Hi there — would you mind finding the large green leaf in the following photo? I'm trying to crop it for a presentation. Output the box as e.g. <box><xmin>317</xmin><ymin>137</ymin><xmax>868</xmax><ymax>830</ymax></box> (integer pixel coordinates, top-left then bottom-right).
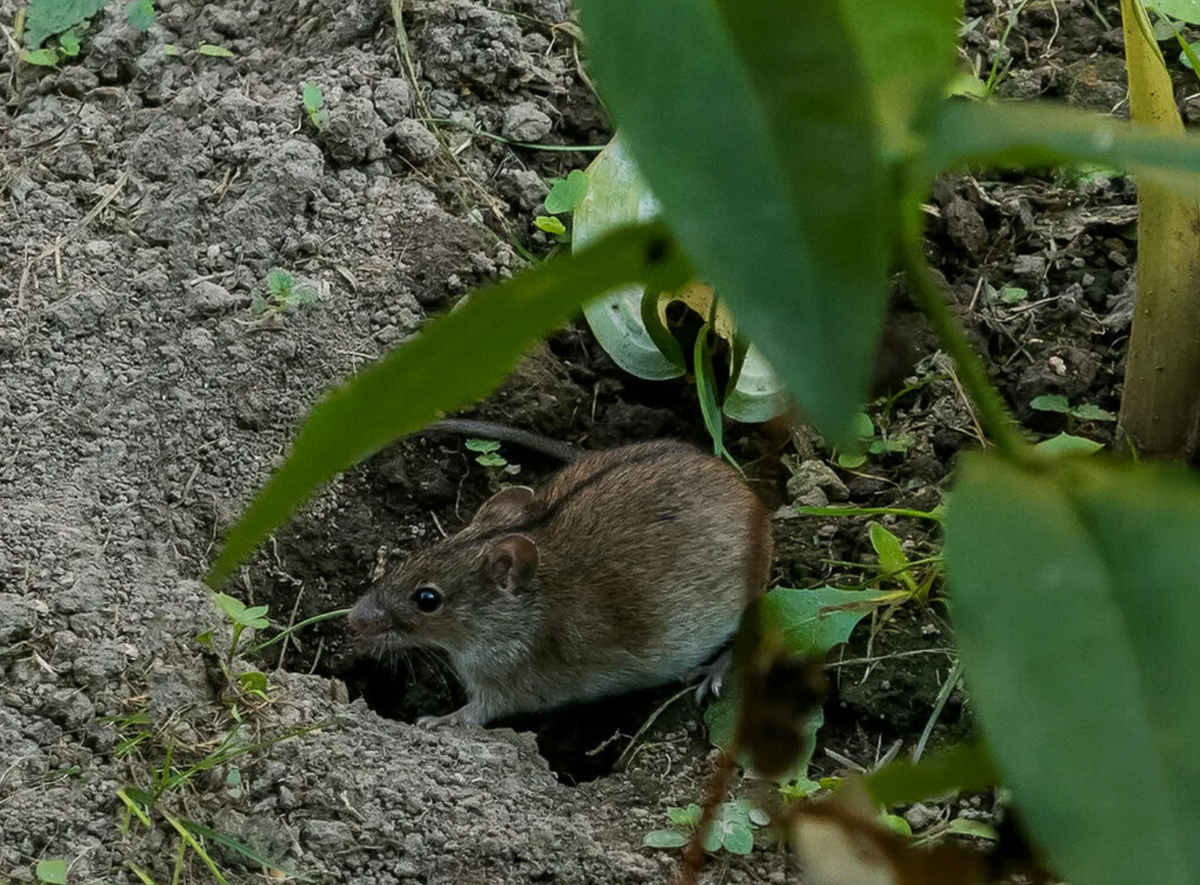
<box><xmin>206</xmin><ymin>222</ymin><xmax>692</xmax><ymax>586</ymax></box>
<box><xmin>24</xmin><ymin>0</ymin><xmax>108</xmax><ymax>48</ymax></box>
<box><xmin>840</xmin><ymin>0</ymin><xmax>963</xmax><ymax>157</ymax></box>
<box><xmin>927</xmin><ymin>100</ymin><xmax>1200</xmax><ymax>199</ymax></box>
<box><xmin>944</xmin><ymin>454</ymin><xmax>1200</xmax><ymax>885</ymax></box>
<box><xmin>577</xmin><ymin>0</ymin><xmax>889</xmax><ymax>449</ymax></box>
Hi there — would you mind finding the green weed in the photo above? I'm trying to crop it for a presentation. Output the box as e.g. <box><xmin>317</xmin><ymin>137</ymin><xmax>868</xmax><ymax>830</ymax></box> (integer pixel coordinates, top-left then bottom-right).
<box><xmin>302</xmin><ymin>82</ymin><xmax>327</xmax><ymax>130</ymax></box>
<box><xmin>251</xmin><ymin>268</ymin><xmax>318</xmax><ymax>317</ymax></box>
<box><xmin>643</xmin><ymin>800</ymin><xmax>769</xmax><ymax>855</ymax></box>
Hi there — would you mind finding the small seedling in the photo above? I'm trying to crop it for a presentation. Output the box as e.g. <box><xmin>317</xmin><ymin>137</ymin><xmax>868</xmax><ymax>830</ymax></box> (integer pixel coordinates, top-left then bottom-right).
<box><xmin>211</xmin><ymin>592</ymin><xmax>269</xmax><ymax>678</ymax></box>
<box><xmin>126</xmin><ymin>0</ymin><xmax>156</xmax><ymax>32</ymax></box>
<box><xmin>22</xmin><ymin>0</ymin><xmax>105</xmax><ymax>50</ymax></box>
<box><xmin>835</xmin><ymin>412</ymin><xmax>914</xmax><ymax>468</ymax></box>
<box><xmin>302</xmin><ymin>82</ymin><xmax>327</xmax><ymax>130</ymax></box>
<box><xmin>545</xmin><ymin>169</ymin><xmax>590</xmax><ymax>214</ymax></box>
<box><xmin>644</xmin><ymin>800</ymin><xmax>768</xmax><ymax>855</ymax></box>
<box><xmin>251</xmin><ymin>268</ymin><xmax>318</xmax><ymax>317</ymax></box>
<box><xmin>999</xmin><ymin>286</ymin><xmax>1028</xmax><ymax>304</ymax></box>
<box><xmin>464</xmin><ymin>437</ymin><xmax>506</xmax><ymax>468</ymax></box>
<box><xmin>535</xmin><ymin>169</ymin><xmax>590</xmax><ymax>243</ymax></box>
<box><xmin>1030</xmin><ymin>393</ymin><xmax>1116</xmax><ymax>426</ymax></box>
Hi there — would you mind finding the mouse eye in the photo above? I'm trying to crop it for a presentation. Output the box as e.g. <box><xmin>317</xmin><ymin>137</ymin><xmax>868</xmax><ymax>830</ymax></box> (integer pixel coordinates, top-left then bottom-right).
<box><xmin>412</xmin><ymin>585</ymin><xmax>442</xmax><ymax>613</ymax></box>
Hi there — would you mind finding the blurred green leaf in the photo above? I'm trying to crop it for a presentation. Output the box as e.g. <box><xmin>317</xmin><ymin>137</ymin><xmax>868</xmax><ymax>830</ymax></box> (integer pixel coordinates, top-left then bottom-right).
<box><xmin>946</xmin><ymin>818</ymin><xmax>1000</xmax><ymax>840</ymax></box>
<box><xmin>945</xmin><ymin>454</ymin><xmax>1200</xmax><ymax>885</ymax></box>
<box><xmin>535</xmin><ymin>216</ymin><xmax>567</xmax><ymax>235</ymax></box>
<box><xmin>1147</xmin><ymin>0</ymin><xmax>1200</xmax><ymax>25</ymax></box>
<box><xmin>1071</xmin><ymin>403</ymin><xmax>1116</xmax><ymax>422</ymax></box>
<box><xmin>206</xmin><ymin>222</ymin><xmax>691</xmax><ymax>586</ymax></box>
<box><xmin>840</xmin><ymin>0</ymin><xmax>962</xmax><ymax>157</ymax></box>
<box><xmin>126</xmin><ymin>0</ymin><xmax>156</xmax><ymax>32</ymax></box>
<box><xmin>927</xmin><ymin>100</ymin><xmax>1200</xmax><ymax>201</ymax></box>
<box><xmin>24</xmin><ymin>0</ymin><xmax>106</xmax><ymax>48</ymax></box>
<box><xmin>1035</xmin><ymin>432</ymin><xmax>1104</xmax><ymax>457</ymax></box>
<box><xmin>723</xmin><ymin>822</ymin><xmax>754</xmax><ymax>855</ymax></box>
<box><xmin>36</xmin><ymin>859</ymin><xmax>67</xmax><ymax>885</ymax></box>
<box><xmin>1000</xmin><ymin>286</ymin><xmax>1028</xmax><ymax>303</ymax></box>
<box><xmin>22</xmin><ymin>48</ymin><xmax>61</xmax><ymax>65</ymax></box>
<box><xmin>643</xmin><ymin>829</ymin><xmax>687</xmax><ymax>849</ymax></box>
<box><xmin>1030</xmin><ymin>394</ymin><xmax>1071</xmax><ymax>413</ymax></box>
<box><xmin>869</xmin><ymin>522</ymin><xmax>917</xmax><ymax>593</ymax></box>
<box><xmin>198</xmin><ymin>42</ymin><xmax>235</xmax><ymax>58</ymax></box>
<box><xmin>578</xmin><ymin>0</ymin><xmax>889</xmax><ymax>448</ymax></box>
<box><xmin>864</xmin><ymin>741</ymin><xmax>998</xmax><ymax>807</ymax></box>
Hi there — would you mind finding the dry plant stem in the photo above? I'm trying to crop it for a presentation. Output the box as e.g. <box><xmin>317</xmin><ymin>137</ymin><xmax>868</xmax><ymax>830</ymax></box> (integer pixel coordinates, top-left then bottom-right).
<box><xmin>900</xmin><ymin>227</ymin><xmax>1028</xmax><ymax>463</ymax></box>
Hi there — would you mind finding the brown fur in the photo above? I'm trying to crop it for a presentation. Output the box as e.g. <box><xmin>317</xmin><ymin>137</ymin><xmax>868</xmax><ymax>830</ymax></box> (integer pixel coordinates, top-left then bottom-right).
<box><xmin>349</xmin><ymin>440</ymin><xmax>773</xmax><ymax>725</ymax></box>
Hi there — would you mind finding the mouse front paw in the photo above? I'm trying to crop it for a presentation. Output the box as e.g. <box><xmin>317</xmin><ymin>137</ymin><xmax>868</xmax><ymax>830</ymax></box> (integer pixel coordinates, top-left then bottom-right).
<box><xmin>416</xmin><ymin>702</ymin><xmax>484</xmax><ymax>728</ymax></box>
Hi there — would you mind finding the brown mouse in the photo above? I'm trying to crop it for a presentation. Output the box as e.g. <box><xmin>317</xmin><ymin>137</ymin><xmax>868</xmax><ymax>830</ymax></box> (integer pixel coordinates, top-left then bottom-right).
<box><xmin>348</xmin><ymin>439</ymin><xmax>773</xmax><ymax>726</ymax></box>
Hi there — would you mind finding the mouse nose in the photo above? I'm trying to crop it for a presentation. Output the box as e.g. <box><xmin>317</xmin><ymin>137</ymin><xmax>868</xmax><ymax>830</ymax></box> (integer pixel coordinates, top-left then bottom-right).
<box><xmin>348</xmin><ymin>596</ymin><xmax>390</xmax><ymax>636</ymax></box>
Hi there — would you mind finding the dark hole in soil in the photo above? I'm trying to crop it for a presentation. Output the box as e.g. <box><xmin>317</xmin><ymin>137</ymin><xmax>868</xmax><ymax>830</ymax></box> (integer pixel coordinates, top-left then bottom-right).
<box><xmin>338</xmin><ymin>650</ymin><xmax>704</xmax><ymax>784</ymax></box>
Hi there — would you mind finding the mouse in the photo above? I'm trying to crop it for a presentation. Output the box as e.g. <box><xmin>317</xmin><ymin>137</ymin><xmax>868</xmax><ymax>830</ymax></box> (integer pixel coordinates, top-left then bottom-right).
<box><xmin>348</xmin><ymin>438</ymin><xmax>773</xmax><ymax>727</ymax></box>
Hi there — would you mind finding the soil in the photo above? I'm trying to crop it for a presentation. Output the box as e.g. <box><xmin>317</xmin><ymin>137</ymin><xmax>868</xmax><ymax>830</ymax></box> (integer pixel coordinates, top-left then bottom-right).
<box><xmin>0</xmin><ymin>0</ymin><xmax>1167</xmax><ymax>881</ymax></box>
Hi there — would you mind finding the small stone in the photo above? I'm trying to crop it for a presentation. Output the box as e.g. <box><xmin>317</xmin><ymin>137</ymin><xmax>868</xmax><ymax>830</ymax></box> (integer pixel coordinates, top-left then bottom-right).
<box><xmin>1013</xmin><ymin>253</ymin><xmax>1046</xmax><ymax>281</ymax></box>
<box><xmin>903</xmin><ymin>803</ymin><xmax>940</xmax><ymax>830</ymax></box>
<box><xmin>501</xmin><ymin>101</ymin><xmax>553</xmax><ymax>142</ymax></box>
<box><xmin>391</xmin><ymin>119</ymin><xmax>440</xmax><ymax>165</ymax></box>
<box><xmin>301</xmin><ymin>819</ymin><xmax>355</xmax><ymax>854</ymax></box>
<box><xmin>786</xmin><ymin>459</ymin><xmax>850</xmax><ymax>503</ymax></box>
<box><xmin>186</xmin><ymin>280</ymin><xmax>240</xmax><ymax>318</ymax></box>
<box><xmin>42</xmin><ymin>691</ymin><xmax>96</xmax><ymax>730</ymax></box>
<box><xmin>374</xmin><ymin>78</ymin><xmax>413</xmax><ymax>124</ymax></box>
<box><xmin>320</xmin><ymin>96</ymin><xmax>388</xmax><ymax>166</ymax></box>
<box><xmin>0</xmin><ymin>594</ymin><xmax>37</xmax><ymax>646</ymax></box>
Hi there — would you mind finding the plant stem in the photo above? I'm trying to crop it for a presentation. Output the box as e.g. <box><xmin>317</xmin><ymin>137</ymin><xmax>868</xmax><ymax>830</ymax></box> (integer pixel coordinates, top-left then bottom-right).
<box><xmin>899</xmin><ymin>213</ymin><xmax>1029</xmax><ymax>462</ymax></box>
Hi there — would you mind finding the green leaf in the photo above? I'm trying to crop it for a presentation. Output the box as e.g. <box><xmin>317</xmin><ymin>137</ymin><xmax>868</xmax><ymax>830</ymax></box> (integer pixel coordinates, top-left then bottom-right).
<box><xmin>534</xmin><ymin>216</ymin><xmax>567</xmax><ymax>235</ymax></box>
<box><xmin>206</xmin><ymin>222</ymin><xmax>692</xmax><ymax>586</ymax></box>
<box><xmin>1029</xmin><ymin>394</ymin><xmax>1071</xmax><ymax>413</ymax></box>
<box><xmin>1147</xmin><ymin>0</ymin><xmax>1200</xmax><ymax>25</ymax></box>
<box><xmin>237</xmin><ymin>671</ymin><xmax>268</xmax><ymax>695</ymax></box>
<box><xmin>163</xmin><ymin>43</ymin><xmax>179</xmax><ymax>56</ymax></box>
<box><xmin>853</xmin><ymin>412</ymin><xmax>875</xmax><ymax>439</ymax></box>
<box><xmin>214</xmin><ymin>592</ymin><xmax>246</xmax><ymax>620</ymax></box>
<box><xmin>864</xmin><ymin>741</ymin><xmax>998</xmax><ymax>808</ymax></box>
<box><xmin>642</xmin><ymin>829</ymin><xmax>688</xmax><ymax>849</ymax></box>
<box><xmin>702</xmin><ymin>824</ymin><xmax>723</xmax><ymax>853</ymax></box>
<box><xmin>1070</xmin><ymin>403</ymin><xmax>1116</xmax><ymax>422</ymax></box>
<box><xmin>926</xmin><ymin>100</ymin><xmax>1200</xmax><ymax>202</ymax></box>
<box><xmin>1035</xmin><ymin>432</ymin><xmax>1105</xmax><ymax>457</ymax></box>
<box><xmin>945</xmin><ymin>818</ymin><xmax>1000</xmax><ymax>840</ymax></box>
<box><xmin>880</xmin><ymin>813</ymin><xmax>912</xmax><ymax>837</ymax></box>
<box><xmin>761</xmin><ymin>586</ymin><xmax>891</xmax><ymax>654</ymax></box>
<box><xmin>869</xmin><ymin>522</ymin><xmax>917</xmax><ymax>593</ymax></box>
<box><xmin>36</xmin><ymin>859</ymin><xmax>68</xmax><ymax>885</ymax></box>
<box><xmin>22</xmin><ymin>48</ymin><xmax>61</xmax><ymax>66</ymax></box>
<box><xmin>302</xmin><ymin>82</ymin><xmax>324</xmax><ymax>113</ymax></box>
<box><xmin>58</xmin><ymin>30</ymin><xmax>81</xmax><ymax>56</ymax></box>
<box><xmin>544</xmin><ymin>169</ymin><xmax>590</xmax><ymax>214</ymax></box>
<box><xmin>24</xmin><ymin>0</ymin><xmax>107</xmax><ymax>49</ymax></box>
<box><xmin>945</xmin><ymin>454</ymin><xmax>1200</xmax><ymax>885</ymax></box>
<box><xmin>126</xmin><ymin>0</ymin><xmax>156</xmax><ymax>32</ymax></box>
<box><xmin>836</xmin><ymin>452</ymin><xmax>868</xmax><ymax>469</ymax></box>
<box><xmin>576</xmin><ymin>139</ymin><xmax>687</xmax><ymax>382</ymax></box>
<box><xmin>464</xmin><ymin>438</ymin><xmax>501</xmax><ymax>453</ymax></box>
<box><xmin>722</xmin><ymin>822</ymin><xmax>754</xmax><ymax>855</ymax></box>
<box><xmin>1000</xmin><ymin>286</ymin><xmax>1028</xmax><ymax>304</ymax></box>
<box><xmin>266</xmin><ymin>268</ymin><xmax>293</xmax><ymax>297</ymax></box>
<box><xmin>839</xmin><ymin>0</ymin><xmax>963</xmax><ymax>157</ymax></box>
<box><xmin>667</xmin><ymin>804</ymin><xmax>701</xmax><ymax>826</ymax></box>
<box><xmin>197</xmin><ymin>42</ymin><xmax>235</xmax><ymax>58</ymax></box>
<box><xmin>475</xmin><ymin>453</ymin><xmax>506</xmax><ymax>467</ymax></box>
<box><xmin>578</xmin><ymin>0</ymin><xmax>890</xmax><ymax>449</ymax></box>
<box><xmin>694</xmin><ymin>324</ymin><xmax>732</xmax><ymax>463</ymax></box>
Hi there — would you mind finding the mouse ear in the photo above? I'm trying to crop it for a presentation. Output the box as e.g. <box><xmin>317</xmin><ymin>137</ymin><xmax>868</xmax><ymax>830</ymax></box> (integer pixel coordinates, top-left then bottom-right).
<box><xmin>486</xmin><ymin>534</ymin><xmax>539</xmax><ymax>594</ymax></box>
<box><xmin>473</xmin><ymin>485</ymin><xmax>536</xmax><ymax>525</ymax></box>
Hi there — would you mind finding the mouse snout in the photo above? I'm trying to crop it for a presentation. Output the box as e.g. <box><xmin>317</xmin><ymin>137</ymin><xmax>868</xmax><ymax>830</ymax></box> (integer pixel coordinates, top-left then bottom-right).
<box><xmin>348</xmin><ymin>594</ymin><xmax>391</xmax><ymax>637</ymax></box>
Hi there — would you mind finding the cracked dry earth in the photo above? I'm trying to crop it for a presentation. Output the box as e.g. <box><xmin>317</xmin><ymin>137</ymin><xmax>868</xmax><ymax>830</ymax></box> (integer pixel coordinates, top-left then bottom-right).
<box><xmin>0</xmin><ymin>0</ymin><xmax>800</xmax><ymax>882</ymax></box>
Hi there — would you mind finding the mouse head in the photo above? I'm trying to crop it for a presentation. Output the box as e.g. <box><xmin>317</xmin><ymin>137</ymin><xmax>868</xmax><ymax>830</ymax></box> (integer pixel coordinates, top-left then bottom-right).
<box><xmin>348</xmin><ymin>487</ymin><xmax>543</xmax><ymax>653</ymax></box>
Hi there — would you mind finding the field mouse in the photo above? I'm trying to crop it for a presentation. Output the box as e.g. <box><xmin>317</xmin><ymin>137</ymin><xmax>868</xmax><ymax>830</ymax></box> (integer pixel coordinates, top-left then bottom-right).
<box><xmin>349</xmin><ymin>439</ymin><xmax>772</xmax><ymax>726</ymax></box>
